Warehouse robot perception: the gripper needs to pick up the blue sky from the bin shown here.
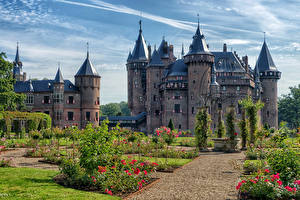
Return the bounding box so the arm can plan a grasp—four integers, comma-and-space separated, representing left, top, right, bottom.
1, 0, 300, 104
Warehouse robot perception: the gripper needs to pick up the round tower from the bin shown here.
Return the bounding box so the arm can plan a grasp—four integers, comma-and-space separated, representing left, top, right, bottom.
255, 40, 281, 129
75, 45, 101, 128
127, 20, 149, 116
184, 20, 214, 130
53, 67, 65, 128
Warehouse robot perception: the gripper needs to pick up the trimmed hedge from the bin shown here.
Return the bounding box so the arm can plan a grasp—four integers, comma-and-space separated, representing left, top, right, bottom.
0, 111, 51, 134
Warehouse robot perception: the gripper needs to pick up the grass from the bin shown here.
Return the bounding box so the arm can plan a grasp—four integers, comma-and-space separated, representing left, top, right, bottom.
0, 168, 120, 200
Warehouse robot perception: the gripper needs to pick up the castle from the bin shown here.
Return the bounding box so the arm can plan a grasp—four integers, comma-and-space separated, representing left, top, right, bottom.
13, 44, 101, 129
127, 20, 281, 133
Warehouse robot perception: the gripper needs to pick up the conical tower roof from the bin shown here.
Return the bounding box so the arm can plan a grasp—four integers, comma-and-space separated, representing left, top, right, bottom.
157, 37, 169, 59
255, 41, 277, 72
186, 20, 211, 55
75, 49, 99, 77
131, 20, 149, 61
149, 49, 164, 66
54, 67, 64, 83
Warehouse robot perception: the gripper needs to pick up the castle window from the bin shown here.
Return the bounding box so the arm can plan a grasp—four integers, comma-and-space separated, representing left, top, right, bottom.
55, 110, 63, 121
179, 124, 182, 129
68, 96, 74, 104
95, 112, 98, 121
134, 80, 138, 88
174, 104, 181, 113
155, 110, 159, 116
53, 93, 63, 103
44, 111, 50, 115
192, 107, 194, 114
267, 111, 270, 118
25, 94, 34, 104
43, 96, 50, 104
153, 95, 157, 101
218, 103, 222, 109
174, 95, 180, 100
96, 97, 100, 105
193, 80, 195, 84
86, 112, 91, 121
161, 105, 163, 111
68, 112, 74, 121
139, 96, 143, 102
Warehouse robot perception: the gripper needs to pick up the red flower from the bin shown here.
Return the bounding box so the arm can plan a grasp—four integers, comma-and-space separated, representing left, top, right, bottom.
250, 179, 257, 184
294, 180, 300, 185
111, 166, 116, 169
127, 172, 132, 176
152, 162, 158, 166
141, 179, 146, 183
241, 180, 246, 183
143, 170, 147, 175
236, 182, 242, 190
271, 173, 280, 181
140, 162, 145, 167
285, 186, 293, 192
125, 170, 129, 173
156, 130, 160, 136
264, 179, 269, 182
277, 180, 282, 186
234, 132, 238, 136
134, 168, 141, 175
105, 189, 113, 195
265, 169, 270, 173
98, 166, 107, 173
121, 160, 127, 165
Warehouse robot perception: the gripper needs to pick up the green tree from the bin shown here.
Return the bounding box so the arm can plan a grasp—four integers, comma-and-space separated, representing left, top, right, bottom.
226, 107, 236, 140
100, 103, 121, 116
278, 84, 300, 129
194, 108, 211, 150
238, 109, 248, 149
0, 52, 25, 111
239, 96, 264, 145
168, 119, 175, 130
216, 110, 225, 138
119, 101, 130, 116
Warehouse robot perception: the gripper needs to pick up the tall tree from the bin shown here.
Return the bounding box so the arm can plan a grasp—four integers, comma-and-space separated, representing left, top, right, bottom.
278, 84, 300, 129
195, 108, 211, 150
168, 119, 175, 130
216, 110, 225, 138
0, 52, 25, 111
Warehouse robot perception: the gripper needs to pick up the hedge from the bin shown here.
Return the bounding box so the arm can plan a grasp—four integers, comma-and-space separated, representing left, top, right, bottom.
0, 111, 51, 134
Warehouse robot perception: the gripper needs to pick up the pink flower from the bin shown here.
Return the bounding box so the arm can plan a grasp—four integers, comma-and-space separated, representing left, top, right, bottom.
127, 172, 132, 176
234, 132, 238, 136
111, 166, 116, 169
121, 160, 127, 165
143, 170, 147, 175
140, 162, 145, 167
105, 189, 113, 195
277, 180, 282, 186
1, 138, 6, 142
134, 168, 141, 175
236, 182, 242, 190
294, 180, 300, 185
250, 179, 257, 184
271, 173, 280, 181
264, 179, 269, 182
265, 169, 270, 173
152, 162, 158, 166
285, 186, 293, 192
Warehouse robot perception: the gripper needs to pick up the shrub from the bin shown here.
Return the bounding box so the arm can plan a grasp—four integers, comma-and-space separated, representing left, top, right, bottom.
243, 160, 263, 173
41, 128, 53, 139
267, 148, 300, 184
155, 126, 181, 145
194, 108, 211, 150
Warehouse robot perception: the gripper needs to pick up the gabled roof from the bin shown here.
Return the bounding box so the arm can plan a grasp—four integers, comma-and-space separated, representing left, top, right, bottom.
131, 20, 149, 61
212, 51, 245, 72
75, 52, 99, 77
54, 68, 64, 83
166, 59, 187, 77
14, 80, 79, 93
148, 49, 164, 66
186, 22, 211, 55
255, 41, 277, 72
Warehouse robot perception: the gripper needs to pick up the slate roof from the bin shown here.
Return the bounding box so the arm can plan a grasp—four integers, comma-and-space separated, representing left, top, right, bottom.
75, 52, 100, 77
54, 68, 64, 83
127, 51, 132, 62
131, 21, 149, 61
186, 23, 211, 55
100, 112, 147, 121
14, 79, 79, 93
212, 51, 245, 72
148, 49, 164, 67
157, 38, 169, 59
166, 59, 187, 77
255, 41, 277, 72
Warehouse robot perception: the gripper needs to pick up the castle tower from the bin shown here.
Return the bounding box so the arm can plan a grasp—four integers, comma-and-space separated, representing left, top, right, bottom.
146, 48, 164, 133
13, 43, 26, 81
75, 45, 101, 128
127, 20, 149, 115
184, 19, 214, 130
255, 40, 281, 129
53, 67, 65, 127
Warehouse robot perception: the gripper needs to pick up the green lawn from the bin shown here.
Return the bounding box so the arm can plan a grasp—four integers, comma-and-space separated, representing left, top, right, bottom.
0, 168, 120, 200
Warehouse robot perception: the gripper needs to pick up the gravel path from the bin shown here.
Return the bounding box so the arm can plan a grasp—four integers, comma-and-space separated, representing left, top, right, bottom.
0, 148, 59, 170
129, 151, 244, 200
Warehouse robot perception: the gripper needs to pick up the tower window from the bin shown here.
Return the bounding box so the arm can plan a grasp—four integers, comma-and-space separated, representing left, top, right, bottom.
44, 111, 50, 115
86, 112, 90, 121
174, 104, 181, 113
153, 95, 157, 101
267, 111, 270, 118
97, 97, 100, 105
192, 107, 195, 114
155, 110, 159, 116
43, 96, 50, 104
179, 124, 182, 129
25, 94, 34, 104
193, 80, 196, 84
68, 112, 74, 121
55, 110, 63, 121
95, 112, 98, 121
68, 96, 74, 104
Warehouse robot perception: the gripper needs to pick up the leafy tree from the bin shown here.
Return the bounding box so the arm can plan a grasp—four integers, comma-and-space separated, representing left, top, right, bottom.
226, 107, 236, 141
168, 119, 175, 130
238, 109, 249, 149
278, 84, 300, 129
194, 108, 211, 150
100, 101, 130, 116
239, 96, 264, 144
216, 110, 225, 138
0, 52, 25, 111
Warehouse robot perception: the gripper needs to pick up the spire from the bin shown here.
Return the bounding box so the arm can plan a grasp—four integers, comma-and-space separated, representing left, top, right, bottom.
263, 32, 266, 42
131, 20, 149, 61
14, 42, 22, 67
86, 42, 89, 58
211, 63, 219, 86
127, 51, 132, 62
75, 47, 100, 77
186, 15, 211, 55
54, 66, 64, 83
181, 43, 184, 58
255, 40, 277, 72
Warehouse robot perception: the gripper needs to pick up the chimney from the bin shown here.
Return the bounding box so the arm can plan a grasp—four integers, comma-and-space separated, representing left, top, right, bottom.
242, 55, 249, 72
148, 44, 151, 60
23, 72, 27, 81
223, 43, 227, 52
169, 45, 174, 60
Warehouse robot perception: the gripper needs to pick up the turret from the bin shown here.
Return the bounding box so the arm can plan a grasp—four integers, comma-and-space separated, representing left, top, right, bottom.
127, 20, 149, 115
53, 67, 65, 127
255, 40, 281, 129
75, 44, 101, 128
13, 42, 26, 81
184, 17, 214, 130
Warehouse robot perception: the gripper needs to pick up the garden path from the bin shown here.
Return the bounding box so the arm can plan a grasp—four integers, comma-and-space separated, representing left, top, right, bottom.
129, 151, 244, 200
0, 148, 59, 170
